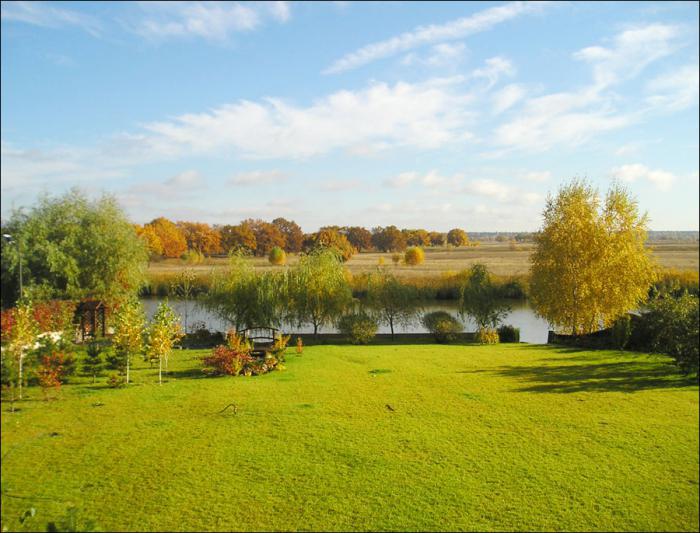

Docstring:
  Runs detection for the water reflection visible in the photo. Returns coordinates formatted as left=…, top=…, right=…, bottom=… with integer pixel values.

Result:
left=141, top=298, right=550, bottom=344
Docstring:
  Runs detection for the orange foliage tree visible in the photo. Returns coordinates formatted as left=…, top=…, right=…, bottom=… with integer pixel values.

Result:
left=219, top=223, right=257, bottom=255
left=177, top=221, right=222, bottom=256
left=145, top=217, right=187, bottom=258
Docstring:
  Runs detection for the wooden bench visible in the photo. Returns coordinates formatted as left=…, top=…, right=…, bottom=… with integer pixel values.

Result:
left=238, top=327, right=279, bottom=357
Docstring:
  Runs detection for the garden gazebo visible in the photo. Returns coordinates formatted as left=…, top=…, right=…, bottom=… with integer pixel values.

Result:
left=77, top=300, right=106, bottom=341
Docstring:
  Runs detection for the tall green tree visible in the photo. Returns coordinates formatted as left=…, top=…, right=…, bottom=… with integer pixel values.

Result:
left=112, top=298, right=146, bottom=384
left=459, top=264, right=510, bottom=332
left=367, top=270, right=423, bottom=340
left=288, top=248, right=352, bottom=336
left=530, top=180, right=656, bottom=335
left=1, top=189, right=147, bottom=307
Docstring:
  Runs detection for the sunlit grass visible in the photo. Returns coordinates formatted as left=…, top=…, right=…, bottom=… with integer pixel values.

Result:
left=1, top=344, right=698, bottom=531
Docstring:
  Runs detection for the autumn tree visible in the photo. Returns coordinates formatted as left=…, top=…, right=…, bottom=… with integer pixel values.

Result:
left=344, top=226, right=373, bottom=252
left=146, top=301, right=184, bottom=385
left=112, top=298, right=146, bottom=384
left=371, top=226, right=407, bottom=252
left=367, top=270, right=423, bottom=340
left=177, top=221, right=222, bottom=256
left=405, top=229, right=431, bottom=247
left=307, top=228, right=355, bottom=261
left=530, top=180, right=656, bottom=335
left=243, top=219, right=286, bottom=256
left=5, top=300, right=37, bottom=401
left=146, top=217, right=187, bottom=258
left=272, top=218, right=304, bottom=253
left=429, top=232, right=446, bottom=246
left=447, top=228, right=469, bottom=247
left=288, top=248, right=352, bottom=336
left=135, top=224, right=164, bottom=259
left=219, top=223, right=257, bottom=255
left=404, top=246, right=425, bottom=266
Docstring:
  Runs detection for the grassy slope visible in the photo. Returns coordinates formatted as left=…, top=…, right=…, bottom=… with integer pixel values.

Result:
left=1, top=345, right=698, bottom=532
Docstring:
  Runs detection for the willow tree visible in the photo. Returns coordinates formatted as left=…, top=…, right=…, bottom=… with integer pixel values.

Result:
left=530, top=180, right=656, bottom=335
left=288, top=248, right=352, bottom=336
left=202, top=252, right=286, bottom=331
left=366, top=269, right=423, bottom=340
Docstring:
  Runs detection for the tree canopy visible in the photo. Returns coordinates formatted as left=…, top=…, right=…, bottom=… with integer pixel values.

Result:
left=530, top=180, right=656, bottom=335
left=1, top=189, right=147, bottom=306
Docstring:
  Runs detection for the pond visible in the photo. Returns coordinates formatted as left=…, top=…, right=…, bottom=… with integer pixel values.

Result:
left=141, top=298, right=551, bottom=344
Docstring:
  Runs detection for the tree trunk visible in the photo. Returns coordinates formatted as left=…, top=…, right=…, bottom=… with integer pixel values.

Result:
left=389, top=316, right=395, bottom=341
left=18, top=355, right=23, bottom=400
left=313, top=323, right=318, bottom=338
left=126, top=354, right=130, bottom=384
left=159, top=356, right=162, bottom=385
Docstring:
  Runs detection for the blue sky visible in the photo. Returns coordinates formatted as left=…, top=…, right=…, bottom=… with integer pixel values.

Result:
left=1, top=1, right=698, bottom=231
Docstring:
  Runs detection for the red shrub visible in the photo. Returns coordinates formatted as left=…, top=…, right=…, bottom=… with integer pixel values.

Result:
left=32, top=301, right=77, bottom=333
left=1, top=309, right=15, bottom=340
left=202, top=345, right=254, bottom=376
left=37, top=352, right=68, bottom=400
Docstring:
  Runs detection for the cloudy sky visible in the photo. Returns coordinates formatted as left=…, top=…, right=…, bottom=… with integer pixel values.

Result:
left=1, top=1, right=698, bottom=231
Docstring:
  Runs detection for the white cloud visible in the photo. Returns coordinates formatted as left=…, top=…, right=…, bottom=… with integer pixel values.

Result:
left=522, top=171, right=551, bottom=182
left=0, top=0, right=102, bottom=36
left=164, top=169, right=203, bottom=188
left=472, top=56, right=515, bottom=88
left=228, top=170, right=287, bottom=186
left=611, top=163, right=677, bottom=191
left=646, top=64, right=699, bottom=111
left=136, top=78, right=475, bottom=159
left=401, top=42, right=467, bottom=68
left=492, top=83, right=525, bottom=114
left=319, top=179, right=363, bottom=192
left=383, top=170, right=462, bottom=189
left=573, top=23, right=682, bottom=89
left=458, top=178, right=542, bottom=205
left=131, top=1, right=287, bottom=42
left=323, top=1, right=551, bottom=74
left=267, top=1, right=291, bottom=23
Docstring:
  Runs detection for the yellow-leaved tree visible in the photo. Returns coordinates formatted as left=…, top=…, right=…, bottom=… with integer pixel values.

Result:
left=146, top=302, right=183, bottom=385
left=112, top=298, right=146, bottom=384
left=530, top=180, right=656, bottom=335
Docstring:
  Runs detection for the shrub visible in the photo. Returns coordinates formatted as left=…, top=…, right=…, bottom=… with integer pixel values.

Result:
left=391, top=253, right=401, bottom=265
left=476, top=328, right=500, bottom=344
left=641, top=294, right=699, bottom=375
left=422, top=311, right=463, bottom=343
left=202, top=345, right=255, bottom=377
left=270, top=334, right=290, bottom=361
left=296, top=336, right=303, bottom=354
left=37, top=353, right=68, bottom=400
left=404, top=246, right=425, bottom=266
left=497, top=325, right=520, bottom=343
left=337, top=311, right=378, bottom=344
left=611, top=315, right=632, bottom=349
left=107, top=373, right=126, bottom=388
left=268, top=246, right=286, bottom=265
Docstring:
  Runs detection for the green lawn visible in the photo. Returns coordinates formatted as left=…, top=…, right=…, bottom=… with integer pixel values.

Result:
left=1, top=344, right=698, bottom=532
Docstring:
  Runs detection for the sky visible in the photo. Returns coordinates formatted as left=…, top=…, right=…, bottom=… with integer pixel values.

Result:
left=1, top=1, right=698, bottom=232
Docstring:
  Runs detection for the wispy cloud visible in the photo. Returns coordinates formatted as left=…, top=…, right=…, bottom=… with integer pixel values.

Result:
left=611, top=163, right=677, bottom=191
left=132, top=77, right=475, bottom=159
left=472, top=56, right=515, bottom=88
left=400, top=42, right=467, bottom=68
left=492, top=83, right=525, bottom=113
left=645, top=64, right=699, bottom=111
left=228, top=170, right=287, bottom=186
left=1, top=1, right=102, bottom=37
left=383, top=170, right=462, bottom=189
left=323, top=1, right=551, bottom=74
left=573, top=23, right=683, bottom=89
left=130, top=1, right=289, bottom=43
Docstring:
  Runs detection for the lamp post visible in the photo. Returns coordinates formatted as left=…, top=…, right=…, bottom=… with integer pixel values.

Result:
left=2, top=233, right=23, bottom=299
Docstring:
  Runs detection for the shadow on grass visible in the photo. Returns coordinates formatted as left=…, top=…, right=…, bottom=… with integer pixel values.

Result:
left=161, top=367, right=209, bottom=380
left=467, top=348, right=698, bottom=393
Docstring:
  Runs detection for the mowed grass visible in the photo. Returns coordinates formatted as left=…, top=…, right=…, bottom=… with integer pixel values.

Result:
left=147, top=241, right=700, bottom=278
left=1, top=345, right=698, bottom=532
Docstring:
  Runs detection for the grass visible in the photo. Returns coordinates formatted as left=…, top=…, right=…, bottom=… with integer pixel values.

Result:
left=147, top=241, right=700, bottom=278
left=1, top=344, right=698, bottom=531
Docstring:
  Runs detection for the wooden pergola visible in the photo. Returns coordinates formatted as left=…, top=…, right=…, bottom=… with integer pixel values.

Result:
left=77, top=300, right=106, bottom=341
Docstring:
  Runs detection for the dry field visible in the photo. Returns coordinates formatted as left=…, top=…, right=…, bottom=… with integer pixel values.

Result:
left=148, top=241, right=699, bottom=278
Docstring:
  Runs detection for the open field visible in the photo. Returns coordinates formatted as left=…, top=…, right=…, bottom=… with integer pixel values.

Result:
left=2, top=344, right=698, bottom=531
left=147, top=241, right=700, bottom=278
